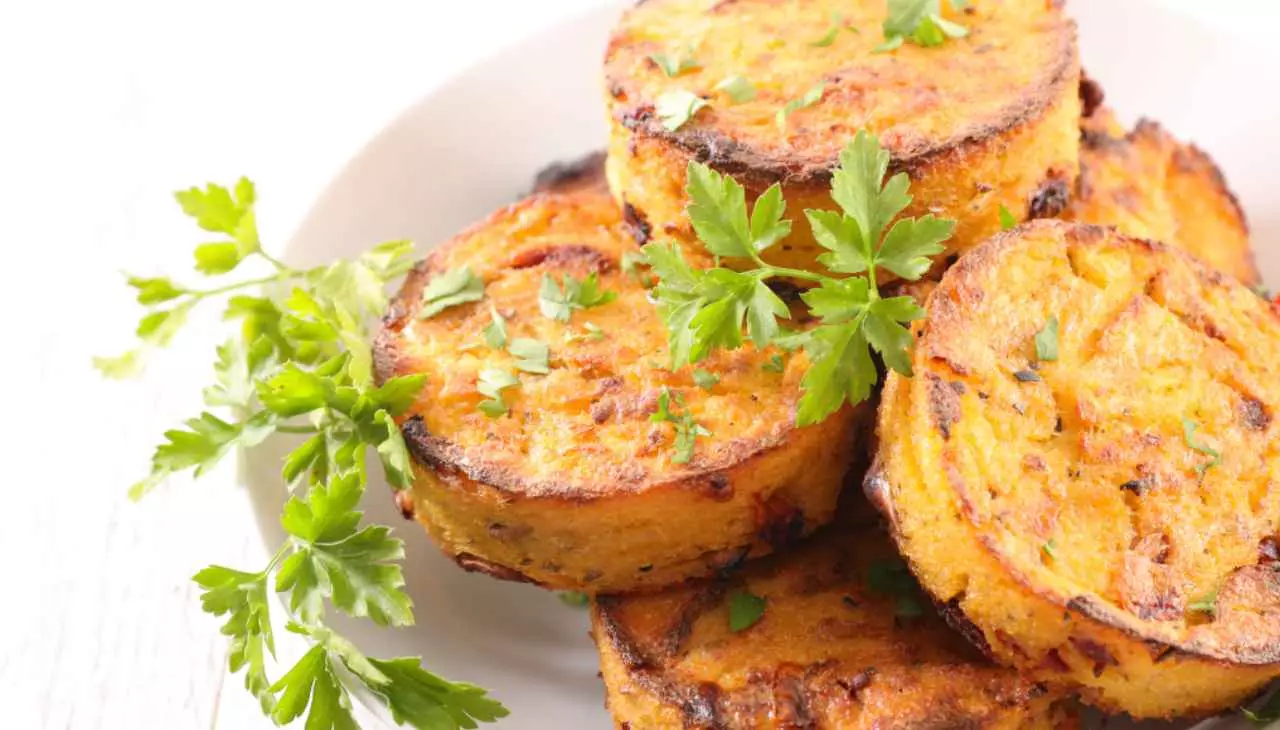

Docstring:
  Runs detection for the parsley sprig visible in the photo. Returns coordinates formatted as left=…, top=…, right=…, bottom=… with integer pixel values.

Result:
left=878, top=0, right=971, bottom=52
left=100, top=179, right=507, bottom=728
left=646, top=130, right=953, bottom=426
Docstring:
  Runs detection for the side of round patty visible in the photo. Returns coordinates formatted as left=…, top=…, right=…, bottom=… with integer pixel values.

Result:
left=604, top=0, right=1081, bottom=276
left=374, top=185, right=867, bottom=593
left=868, top=220, right=1280, bottom=717
left=592, top=520, right=1077, bottom=729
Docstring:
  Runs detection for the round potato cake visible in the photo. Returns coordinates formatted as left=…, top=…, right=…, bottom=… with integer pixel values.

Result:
left=604, top=0, right=1081, bottom=275
left=868, top=220, right=1280, bottom=717
left=592, top=521, right=1077, bottom=729
left=1065, top=108, right=1259, bottom=287
left=374, top=184, right=866, bottom=593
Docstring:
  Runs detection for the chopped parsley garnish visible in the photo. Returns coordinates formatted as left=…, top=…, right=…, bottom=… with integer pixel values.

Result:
left=650, top=48, right=700, bottom=77
left=621, top=250, right=649, bottom=283
left=508, top=338, right=550, bottom=375
left=809, top=13, right=847, bottom=46
left=1035, top=315, right=1059, bottom=362
left=645, top=130, right=952, bottom=427
left=566, top=322, right=606, bottom=343
left=557, top=591, right=590, bottom=608
left=998, top=204, right=1017, bottom=231
left=728, top=589, right=767, bottom=631
left=1182, top=419, right=1222, bottom=475
left=538, top=272, right=616, bottom=322
left=477, top=368, right=519, bottom=418
left=1188, top=588, right=1218, bottom=616
left=655, top=89, right=708, bottom=131
left=1042, top=539, right=1058, bottom=559
left=1243, top=692, right=1280, bottom=726
left=868, top=558, right=927, bottom=618
left=693, top=369, right=721, bottom=391
left=776, top=82, right=825, bottom=131
left=879, top=0, right=970, bottom=52
left=482, top=306, right=508, bottom=348
left=714, top=75, right=757, bottom=104
left=419, top=266, right=484, bottom=318
left=763, top=354, right=786, bottom=373
left=650, top=388, right=711, bottom=464
left=1253, top=283, right=1273, bottom=300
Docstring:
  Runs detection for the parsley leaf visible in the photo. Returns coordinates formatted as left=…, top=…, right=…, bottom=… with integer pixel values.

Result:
left=177, top=178, right=261, bottom=274
left=810, top=13, right=847, bottom=47
left=693, top=369, right=721, bottom=390
left=650, top=388, right=711, bottom=464
left=763, top=354, right=786, bottom=373
left=193, top=566, right=276, bottom=712
left=1243, top=692, right=1280, bottom=726
left=646, top=130, right=951, bottom=428
left=1188, top=588, right=1218, bottom=616
left=477, top=368, right=520, bottom=418
left=558, top=591, right=590, bottom=608
left=881, top=0, right=970, bottom=51
left=655, top=90, right=708, bottom=131
left=1042, top=539, right=1058, bottom=559
left=650, top=48, right=700, bottom=77
left=482, top=306, right=507, bottom=348
left=420, top=266, right=484, bottom=318
left=867, top=558, right=926, bottom=618
left=998, top=204, right=1017, bottom=231
left=538, top=273, right=616, bottom=322
left=508, top=338, right=550, bottom=375
left=565, top=322, right=606, bottom=343
left=714, top=75, right=756, bottom=103
left=728, top=589, right=767, bottom=631
left=1182, top=419, right=1222, bottom=475
left=1035, top=315, right=1059, bottom=362
left=776, top=82, right=825, bottom=131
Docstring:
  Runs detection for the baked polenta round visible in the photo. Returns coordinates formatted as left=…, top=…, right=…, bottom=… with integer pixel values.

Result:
left=603, top=0, right=1081, bottom=276
left=374, top=184, right=866, bottom=594
left=868, top=220, right=1280, bottom=717
left=1065, top=108, right=1259, bottom=287
left=592, top=521, right=1078, bottom=729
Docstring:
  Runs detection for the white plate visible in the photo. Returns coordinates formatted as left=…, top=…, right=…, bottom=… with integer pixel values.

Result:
left=246, top=1, right=1279, bottom=727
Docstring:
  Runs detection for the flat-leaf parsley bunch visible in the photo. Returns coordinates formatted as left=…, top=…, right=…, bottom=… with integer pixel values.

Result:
left=645, top=130, right=954, bottom=424
left=98, top=181, right=507, bottom=729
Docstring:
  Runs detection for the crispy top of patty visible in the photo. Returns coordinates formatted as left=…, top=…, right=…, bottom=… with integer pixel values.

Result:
left=594, top=521, right=1062, bottom=728
left=887, top=220, right=1280, bottom=662
left=375, top=187, right=808, bottom=499
left=605, top=0, right=1077, bottom=181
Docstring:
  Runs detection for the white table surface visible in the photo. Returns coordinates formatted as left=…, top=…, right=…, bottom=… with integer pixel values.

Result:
left=0, top=1, right=1270, bottom=727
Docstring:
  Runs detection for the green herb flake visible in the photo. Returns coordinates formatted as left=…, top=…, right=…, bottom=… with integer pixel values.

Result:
left=1182, top=419, right=1222, bottom=475
left=557, top=591, right=590, bottom=608
left=881, top=0, right=970, bottom=52
left=998, top=204, right=1017, bottom=231
left=763, top=354, right=786, bottom=373
left=539, top=272, right=617, bottom=322
left=1035, top=315, right=1059, bottom=362
left=693, top=369, right=720, bottom=391
left=649, top=387, right=711, bottom=464
left=868, top=558, right=927, bottom=618
left=728, top=589, right=767, bottom=632
left=656, top=90, right=709, bottom=132
left=567, top=322, right=607, bottom=343
left=714, top=75, right=757, bottom=104
left=1187, top=588, right=1218, bottom=616
left=776, top=82, right=826, bottom=131
left=1242, top=692, right=1280, bottom=726
left=420, top=266, right=484, bottom=318
left=482, top=306, right=508, bottom=348
left=650, top=48, right=700, bottom=78
left=477, top=368, right=520, bottom=418
left=1042, top=539, right=1057, bottom=559
left=810, top=13, right=845, bottom=47
left=508, top=338, right=550, bottom=375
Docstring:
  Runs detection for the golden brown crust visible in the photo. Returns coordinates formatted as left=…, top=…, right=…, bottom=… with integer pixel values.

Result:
left=604, top=0, right=1081, bottom=275
left=592, top=522, right=1076, bottom=729
left=374, top=187, right=867, bottom=592
left=870, top=220, right=1280, bottom=717
left=1065, top=109, right=1259, bottom=286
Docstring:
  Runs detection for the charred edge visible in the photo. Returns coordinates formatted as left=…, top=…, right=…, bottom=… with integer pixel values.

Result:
left=1068, top=636, right=1118, bottom=678
left=755, top=494, right=807, bottom=551
left=680, top=683, right=723, bottom=728
left=622, top=200, right=652, bottom=245
left=529, top=150, right=607, bottom=195
left=1120, top=479, right=1151, bottom=496
left=710, top=545, right=752, bottom=578
left=1260, top=537, right=1279, bottom=565
left=1239, top=397, right=1272, bottom=432
left=393, top=490, right=415, bottom=520
left=836, top=668, right=875, bottom=700
left=1027, top=174, right=1071, bottom=220
left=938, top=595, right=995, bottom=657
left=453, top=552, right=542, bottom=585
left=1079, top=73, right=1105, bottom=119
left=654, top=584, right=728, bottom=662
left=927, top=373, right=963, bottom=440
left=507, top=243, right=615, bottom=273
left=772, top=671, right=813, bottom=728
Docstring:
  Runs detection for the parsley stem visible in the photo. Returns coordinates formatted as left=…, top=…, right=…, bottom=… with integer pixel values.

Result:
left=750, top=261, right=828, bottom=284
left=257, top=249, right=298, bottom=275
left=276, top=424, right=319, bottom=434
left=190, top=273, right=299, bottom=299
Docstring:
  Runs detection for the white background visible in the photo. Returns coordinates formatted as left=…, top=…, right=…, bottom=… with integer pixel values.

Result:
left=0, top=1, right=1270, bottom=728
